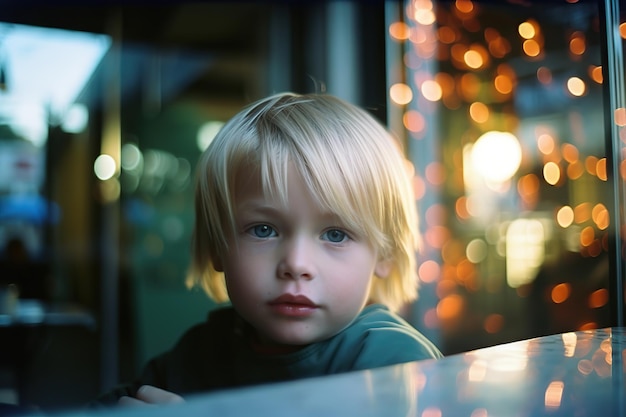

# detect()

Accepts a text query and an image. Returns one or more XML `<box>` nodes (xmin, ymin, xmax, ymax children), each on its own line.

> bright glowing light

<box><xmin>590</xmin><ymin>65</ymin><xmax>603</xmax><ymax>83</ymax></box>
<box><xmin>551</xmin><ymin>283</ymin><xmax>571</xmax><ymax>303</ymax></box>
<box><xmin>523</xmin><ymin>39</ymin><xmax>541</xmax><ymax>57</ymax></box>
<box><xmin>469</xmin><ymin>102</ymin><xmax>489</xmax><ymax>123</ymax></box>
<box><xmin>567</xmin><ymin>77</ymin><xmax>586</xmax><ymax>96</ymax></box>
<box><xmin>506</xmin><ymin>219</ymin><xmax>545</xmax><ymax>288</ymax></box>
<box><xmin>494</xmin><ymin>74</ymin><xmax>513</xmax><ymax>94</ymax></box>
<box><xmin>471</xmin><ymin>131</ymin><xmax>522</xmax><ymax>183</ymax></box>
<box><xmin>596</xmin><ymin>158</ymin><xmax>608</xmax><ymax>180</ymax></box>
<box><xmin>589</xmin><ymin>289</ymin><xmax>609</xmax><ymax>308</ymax></box>
<box><xmin>537</xmin><ymin>133</ymin><xmax>555</xmax><ymax>154</ymax></box>
<box><xmin>518</xmin><ymin>22</ymin><xmax>536</xmax><ymax>39</ymax></box>
<box><xmin>421</xmin><ymin>80</ymin><xmax>442</xmax><ymax>101</ymax></box>
<box><xmin>556</xmin><ymin>206</ymin><xmax>574</xmax><ymax>228</ymax></box>
<box><xmin>592</xmin><ymin>203</ymin><xmax>609</xmax><ymax>230</ymax></box>
<box><xmin>436</xmin><ymin>294</ymin><xmax>464</xmax><ymax>321</ymax></box>
<box><xmin>94</xmin><ymin>154</ymin><xmax>117</xmax><ymax>180</ymax></box>
<box><xmin>455</xmin><ymin>0</ymin><xmax>473</xmax><ymax>13</ymax></box>
<box><xmin>389</xmin><ymin>22</ymin><xmax>411</xmax><ymax>40</ymax></box>
<box><xmin>464</xmin><ymin>50</ymin><xmax>483</xmax><ymax>69</ymax></box>
<box><xmin>543</xmin><ymin>162</ymin><xmax>561</xmax><ymax>185</ymax></box>
<box><xmin>414</xmin><ymin>9</ymin><xmax>436</xmax><ymax>25</ymax></box>
<box><xmin>390</xmin><ymin>83</ymin><xmax>413</xmax><ymax>105</ymax></box>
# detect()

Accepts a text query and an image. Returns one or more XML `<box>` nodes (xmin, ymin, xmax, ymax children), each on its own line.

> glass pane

<box><xmin>389</xmin><ymin>0</ymin><xmax>620</xmax><ymax>354</ymax></box>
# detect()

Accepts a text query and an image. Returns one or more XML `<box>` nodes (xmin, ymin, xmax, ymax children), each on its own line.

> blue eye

<box><xmin>250</xmin><ymin>224</ymin><xmax>276</xmax><ymax>238</ymax></box>
<box><xmin>323</xmin><ymin>229</ymin><xmax>348</xmax><ymax>243</ymax></box>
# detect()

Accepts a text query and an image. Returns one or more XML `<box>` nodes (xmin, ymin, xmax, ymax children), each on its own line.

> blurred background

<box><xmin>0</xmin><ymin>0</ymin><xmax>624</xmax><ymax>413</ymax></box>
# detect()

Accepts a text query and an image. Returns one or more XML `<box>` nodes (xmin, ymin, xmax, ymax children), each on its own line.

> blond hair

<box><xmin>187</xmin><ymin>92</ymin><xmax>420</xmax><ymax>312</ymax></box>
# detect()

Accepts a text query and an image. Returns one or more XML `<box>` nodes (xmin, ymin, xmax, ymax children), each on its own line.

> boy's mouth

<box><xmin>268</xmin><ymin>294</ymin><xmax>319</xmax><ymax>316</ymax></box>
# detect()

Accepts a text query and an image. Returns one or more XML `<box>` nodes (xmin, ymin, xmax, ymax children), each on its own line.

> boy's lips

<box><xmin>268</xmin><ymin>294</ymin><xmax>319</xmax><ymax>317</ymax></box>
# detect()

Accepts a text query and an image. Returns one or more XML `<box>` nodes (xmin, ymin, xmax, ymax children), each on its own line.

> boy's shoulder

<box><xmin>335</xmin><ymin>304</ymin><xmax>443</xmax><ymax>366</ymax></box>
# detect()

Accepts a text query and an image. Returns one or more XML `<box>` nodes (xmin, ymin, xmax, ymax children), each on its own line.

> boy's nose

<box><xmin>277</xmin><ymin>236</ymin><xmax>316</xmax><ymax>280</ymax></box>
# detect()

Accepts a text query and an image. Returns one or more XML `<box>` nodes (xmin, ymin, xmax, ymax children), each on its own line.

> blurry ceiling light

<box><xmin>494</xmin><ymin>74</ymin><xmax>513</xmax><ymax>94</ymax></box>
<box><xmin>390</xmin><ymin>83</ymin><xmax>413</xmax><ymax>105</ymax></box>
<box><xmin>121</xmin><ymin>143</ymin><xmax>143</xmax><ymax>171</ymax></box>
<box><xmin>94</xmin><ymin>154</ymin><xmax>117</xmax><ymax>180</ymax></box>
<box><xmin>596</xmin><ymin>158</ymin><xmax>607</xmax><ymax>180</ymax></box>
<box><xmin>484</xmin><ymin>27</ymin><xmax>499</xmax><ymax>42</ymax></box>
<box><xmin>517</xmin><ymin>174</ymin><xmax>540</xmax><ymax>198</ymax></box>
<box><xmin>566</xmin><ymin>161</ymin><xmax>584</xmax><ymax>180</ymax></box>
<box><xmin>523</xmin><ymin>39</ymin><xmax>541</xmax><ymax>57</ymax></box>
<box><xmin>537</xmin><ymin>67</ymin><xmax>552</xmax><ymax>84</ymax></box>
<box><xmin>471</xmin><ymin>131</ymin><xmax>522</xmax><ymax>183</ymax></box>
<box><xmin>537</xmin><ymin>133</ymin><xmax>555</xmax><ymax>155</ymax></box>
<box><xmin>566</xmin><ymin>77</ymin><xmax>586</xmax><ymax>96</ymax></box>
<box><xmin>619</xmin><ymin>22</ymin><xmax>626</xmax><ymax>39</ymax></box>
<box><xmin>592</xmin><ymin>203</ymin><xmax>609</xmax><ymax>230</ymax></box>
<box><xmin>556</xmin><ymin>206</ymin><xmax>574</xmax><ymax>228</ymax></box>
<box><xmin>403</xmin><ymin>109</ymin><xmax>426</xmax><ymax>133</ymax></box>
<box><xmin>460</xmin><ymin>73</ymin><xmax>480</xmax><ymax>100</ymax></box>
<box><xmin>561</xmin><ymin>143</ymin><xmax>579</xmax><ymax>163</ymax></box>
<box><xmin>389</xmin><ymin>22</ymin><xmax>411</xmax><ymax>41</ymax></box>
<box><xmin>414</xmin><ymin>9</ymin><xmax>436</xmax><ymax>26</ymax></box>
<box><xmin>506</xmin><ymin>219</ymin><xmax>545</xmax><ymax>288</ymax></box>
<box><xmin>466</xmin><ymin>238</ymin><xmax>487</xmax><ymax>263</ymax></box>
<box><xmin>464</xmin><ymin>49</ymin><xmax>483</xmax><ymax>69</ymax></box>
<box><xmin>488</xmin><ymin>36</ymin><xmax>511</xmax><ymax>58</ymax></box>
<box><xmin>569</xmin><ymin>32</ymin><xmax>586</xmax><ymax>55</ymax></box>
<box><xmin>585</xmin><ymin>155</ymin><xmax>599</xmax><ymax>175</ymax></box>
<box><xmin>455</xmin><ymin>0</ymin><xmax>474</xmax><ymax>14</ymax></box>
<box><xmin>589</xmin><ymin>65</ymin><xmax>603</xmax><ymax>83</ymax></box>
<box><xmin>437</xmin><ymin>26</ymin><xmax>456</xmax><ymax>44</ymax></box>
<box><xmin>543</xmin><ymin>161</ymin><xmax>561</xmax><ymax>185</ymax></box>
<box><xmin>421</xmin><ymin>79</ymin><xmax>443</xmax><ymax>101</ymax></box>
<box><xmin>469</xmin><ymin>102</ymin><xmax>489</xmax><ymax>123</ymax></box>
<box><xmin>61</xmin><ymin>103</ymin><xmax>88</xmax><ymax>134</ymax></box>
<box><xmin>518</xmin><ymin>21</ymin><xmax>536</xmax><ymax>39</ymax></box>
<box><xmin>196</xmin><ymin>121</ymin><xmax>224</xmax><ymax>151</ymax></box>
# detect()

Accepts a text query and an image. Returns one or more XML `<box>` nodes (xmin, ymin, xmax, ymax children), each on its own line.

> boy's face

<box><xmin>215</xmin><ymin>164</ymin><xmax>387</xmax><ymax>347</ymax></box>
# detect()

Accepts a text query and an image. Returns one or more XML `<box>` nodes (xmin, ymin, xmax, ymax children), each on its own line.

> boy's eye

<box><xmin>249</xmin><ymin>224</ymin><xmax>276</xmax><ymax>238</ymax></box>
<box><xmin>322</xmin><ymin>229</ymin><xmax>348</xmax><ymax>243</ymax></box>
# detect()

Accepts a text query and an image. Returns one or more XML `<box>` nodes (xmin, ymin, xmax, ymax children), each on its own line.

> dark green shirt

<box><xmin>95</xmin><ymin>304</ymin><xmax>442</xmax><ymax>405</ymax></box>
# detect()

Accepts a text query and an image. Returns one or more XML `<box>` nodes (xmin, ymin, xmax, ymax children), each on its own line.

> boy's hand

<box><xmin>118</xmin><ymin>385</ymin><xmax>185</xmax><ymax>406</ymax></box>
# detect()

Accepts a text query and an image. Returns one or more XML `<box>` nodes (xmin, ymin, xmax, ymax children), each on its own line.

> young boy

<box><xmin>96</xmin><ymin>92</ymin><xmax>442</xmax><ymax>406</ymax></box>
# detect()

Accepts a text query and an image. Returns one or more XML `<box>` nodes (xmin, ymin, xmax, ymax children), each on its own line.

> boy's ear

<box><xmin>374</xmin><ymin>259</ymin><xmax>392</xmax><ymax>279</ymax></box>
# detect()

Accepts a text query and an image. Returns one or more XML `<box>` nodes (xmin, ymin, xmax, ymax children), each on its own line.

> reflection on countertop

<box><xmin>53</xmin><ymin>328</ymin><xmax>626</xmax><ymax>417</ymax></box>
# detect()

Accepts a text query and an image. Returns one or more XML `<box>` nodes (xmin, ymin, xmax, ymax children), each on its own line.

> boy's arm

<box><xmin>90</xmin><ymin>354</ymin><xmax>170</xmax><ymax>407</ymax></box>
